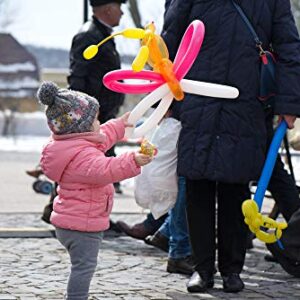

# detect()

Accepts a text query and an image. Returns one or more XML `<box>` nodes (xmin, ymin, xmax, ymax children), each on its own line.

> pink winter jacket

<box><xmin>40</xmin><ymin>118</ymin><xmax>141</xmax><ymax>232</ymax></box>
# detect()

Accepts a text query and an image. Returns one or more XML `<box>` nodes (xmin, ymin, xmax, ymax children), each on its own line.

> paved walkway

<box><xmin>0</xmin><ymin>150</ymin><xmax>300</xmax><ymax>299</ymax></box>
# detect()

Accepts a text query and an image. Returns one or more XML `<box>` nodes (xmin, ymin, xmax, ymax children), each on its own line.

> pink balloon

<box><xmin>103</xmin><ymin>20</ymin><xmax>205</xmax><ymax>94</ymax></box>
<box><xmin>103</xmin><ymin>70</ymin><xmax>163</xmax><ymax>94</ymax></box>
<box><xmin>173</xmin><ymin>20</ymin><xmax>205</xmax><ymax>81</ymax></box>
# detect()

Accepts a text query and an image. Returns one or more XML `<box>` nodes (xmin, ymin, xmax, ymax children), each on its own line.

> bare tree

<box><xmin>128</xmin><ymin>0</ymin><xmax>142</xmax><ymax>28</ymax></box>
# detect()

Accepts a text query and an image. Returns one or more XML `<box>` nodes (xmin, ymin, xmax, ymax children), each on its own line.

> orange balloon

<box><xmin>156</xmin><ymin>58</ymin><xmax>184</xmax><ymax>101</ymax></box>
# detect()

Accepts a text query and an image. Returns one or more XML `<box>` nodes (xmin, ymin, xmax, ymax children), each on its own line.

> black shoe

<box><xmin>266</xmin><ymin>242</ymin><xmax>300</xmax><ymax>278</ymax></box>
<box><xmin>264</xmin><ymin>253</ymin><xmax>279</xmax><ymax>263</ymax></box>
<box><xmin>144</xmin><ymin>231</ymin><xmax>169</xmax><ymax>252</ymax></box>
<box><xmin>116</xmin><ymin>221</ymin><xmax>153</xmax><ymax>240</ymax></box>
<box><xmin>222</xmin><ymin>273</ymin><xmax>244</xmax><ymax>293</ymax></box>
<box><xmin>167</xmin><ymin>256</ymin><xmax>194</xmax><ymax>275</ymax></box>
<box><xmin>187</xmin><ymin>271</ymin><xmax>214</xmax><ymax>293</ymax></box>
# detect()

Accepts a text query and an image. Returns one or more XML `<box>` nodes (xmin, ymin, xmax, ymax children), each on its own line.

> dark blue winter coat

<box><xmin>162</xmin><ymin>0</ymin><xmax>300</xmax><ymax>184</ymax></box>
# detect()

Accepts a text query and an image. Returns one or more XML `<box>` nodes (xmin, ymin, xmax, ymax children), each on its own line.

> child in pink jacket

<box><xmin>37</xmin><ymin>81</ymin><xmax>152</xmax><ymax>300</ymax></box>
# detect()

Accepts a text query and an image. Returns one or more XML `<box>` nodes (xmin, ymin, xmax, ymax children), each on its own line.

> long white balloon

<box><xmin>125</xmin><ymin>83</ymin><xmax>169</xmax><ymax>138</ymax></box>
<box><xmin>133</xmin><ymin>93</ymin><xmax>173</xmax><ymax>138</ymax></box>
<box><xmin>125</xmin><ymin>80</ymin><xmax>239</xmax><ymax>138</ymax></box>
<box><xmin>181</xmin><ymin>79</ymin><xmax>239</xmax><ymax>98</ymax></box>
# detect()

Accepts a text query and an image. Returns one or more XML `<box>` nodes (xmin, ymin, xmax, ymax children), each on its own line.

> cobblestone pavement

<box><xmin>0</xmin><ymin>214</ymin><xmax>299</xmax><ymax>300</ymax></box>
<box><xmin>1</xmin><ymin>151</ymin><xmax>300</xmax><ymax>299</ymax></box>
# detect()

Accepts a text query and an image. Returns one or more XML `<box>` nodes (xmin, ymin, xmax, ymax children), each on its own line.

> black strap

<box><xmin>231</xmin><ymin>0</ymin><xmax>263</xmax><ymax>49</ymax></box>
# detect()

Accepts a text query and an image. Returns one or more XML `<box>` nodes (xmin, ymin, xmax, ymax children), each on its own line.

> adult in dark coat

<box><xmin>68</xmin><ymin>0</ymin><xmax>126</xmax><ymax>124</ymax></box>
<box><xmin>162</xmin><ymin>0</ymin><xmax>300</xmax><ymax>293</ymax></box>
<box><xmin>68</xmin><ymin>0</ymin><xmax>126</xmax><ymax>193</ymax></box>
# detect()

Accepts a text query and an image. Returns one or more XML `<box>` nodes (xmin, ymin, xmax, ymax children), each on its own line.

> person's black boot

<box><xmin>116</xmin><ymin>220</ymin><xmax>153</xmax><ymax>240</ymax></box>
<box><xmin>187</xmin><ymin>271</ymin><xmax>214</xmax><ymax>293</ymax></box>
<box><xmin>222</xmin><ymin>273</ymin><xmax>244</xmax><ymax>293</ymax></box>
<box><xmin>266</xmin><ymin>243</ymin><xmax>300</xmax><ymax>277</ymax></box>
<box><xmin>144</xmin><ymin>231</ymin><xmax>169</xmax><ymax>252</ymax></box>
<box><xmin>167</xmin><ymin>256</ymin><xmax>194</xmax><ymax>275</ymax></box>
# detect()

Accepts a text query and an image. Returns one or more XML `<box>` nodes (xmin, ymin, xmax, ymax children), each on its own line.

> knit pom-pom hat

<box><xmin>37</xmin><ymin>81</ymin><xmax>99</xmax><ymax>135</ymax></box>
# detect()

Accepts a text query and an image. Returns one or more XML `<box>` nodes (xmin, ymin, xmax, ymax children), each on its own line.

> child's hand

<box><xmin>134</xmin><ymin>151</ymin><xmax>152</xmax><ymax>166</ymax></box>
<box><xmin>120</xmin><ymin>112</ymin><xmax>133</xmax><ymax>128</ymax></box>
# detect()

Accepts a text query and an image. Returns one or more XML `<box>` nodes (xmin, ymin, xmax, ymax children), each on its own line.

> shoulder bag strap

<box><xmin>231</xmin><ymin>0</ymin><xmax>265</xmax><ymax>55</ymax></box>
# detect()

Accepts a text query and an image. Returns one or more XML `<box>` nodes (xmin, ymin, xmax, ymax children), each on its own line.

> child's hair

<box><xmin>37</xmin><ymin>81</ymin><xmax>100</xmax><ymax>135</ymax></box>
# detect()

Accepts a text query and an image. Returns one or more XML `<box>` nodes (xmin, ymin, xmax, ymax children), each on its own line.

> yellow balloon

<box><xmin>142</xmin><ymin>35</ymin><xmax>169</xmax><ymax>67</ymax></box>
<box><xmin>132</xmin><ymin>46</ymin><xmax>149</xmax><ymax>72</ymax></box>
<box><xmin>122</xmin><ymin>28</ymin><xmax>146</xmax><ymax>39</ymax></box>
<box><xmin>242</xmin><ymin>199</ymin><xmax>287</xmax><ymax>243</ymax></box>
<box><xmin>83</xmin><ymin>45</ymin><xmax>98</xmax><ymax>60</ymax></box>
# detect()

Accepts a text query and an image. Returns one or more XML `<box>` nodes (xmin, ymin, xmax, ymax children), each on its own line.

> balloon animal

<box><xmin>101</xmin><ymin>21</ymin><xmax>240</xmax><ymax>138</ymax></box>
<box><xmin>242</xmin><ymin>121</ymin><xmax>288</xmax><ymax>244</ymax></box>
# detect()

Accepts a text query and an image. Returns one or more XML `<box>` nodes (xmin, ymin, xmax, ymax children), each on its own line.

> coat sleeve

<box><xmin>69</xmin><ymin>149</ymin><xmax>140</xmax><ymax>186</ymax></box>
<box><xmin>68</xmin><ymin>32</ymin><xmax>89</xmax><ymax>92</ymax></box>
<box><xmin>67</xmin><ymin>31</ymin><xmax>105</xmax><ymax>93</ymax></box>
<box><xmin>99</xmin><ymin>118</ymin><xmax>125</xmax><ymax>152</ymax></box>
<box><xmin>272</xmin><ymin>0</ymin><xmax>300</xmax><ymax>116</ymax></box>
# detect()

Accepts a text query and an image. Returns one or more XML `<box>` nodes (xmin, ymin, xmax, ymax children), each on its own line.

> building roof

<box><xmin>0</xmin><ymin>33</ymin><xmax>40</xmax><ymax>99</ymax></box>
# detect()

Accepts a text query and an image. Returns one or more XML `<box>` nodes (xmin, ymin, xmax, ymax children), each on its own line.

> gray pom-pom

<box><xmin>37</xmin><ymin>81</ymin><xmax>59</xmax><ymax>106</ymax></box>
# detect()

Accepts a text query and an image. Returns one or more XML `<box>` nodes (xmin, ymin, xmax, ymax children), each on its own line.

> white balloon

<box><xmin>181</xmin><ymin>79</ymin><xmax>239</xmax><ymax>99</ymax></box>
<box><xmin>125</xmin><ymin>79</ymin><xmax>239</xmax><ymax>139</ymax></box>
<box><xmin>133</xmin><ymin>93</ymin><xmax>173</xmax><ymax>138</ymax></box>
<box><xmin>125</xmin><ymin>84</ymin><xmax>170</xmax><ymax>138</ymax></box>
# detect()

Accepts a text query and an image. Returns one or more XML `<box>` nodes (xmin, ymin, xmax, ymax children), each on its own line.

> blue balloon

<box><xmin>254</xmin><ymin>120</ymin><xmax>287</xmax><ymax>210</ymax></box>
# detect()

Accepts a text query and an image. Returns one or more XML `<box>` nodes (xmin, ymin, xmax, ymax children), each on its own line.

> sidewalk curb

<box><xmin>0</xmin><ymin>227</ymin><xmax>56</xmax><ymax>238</ymax></box>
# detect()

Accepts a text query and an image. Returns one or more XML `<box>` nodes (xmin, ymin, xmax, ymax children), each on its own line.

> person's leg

<box><xmin>116</xmin><ymin>213</ymin><xmax>167</xmax><ymax>240</ymax></box>
<box><xmin>266</xmin><ymin>208</ymin><xmax>300</xmax><ymax>277</ymax></box>
<box><xmin>265</xmin><ymin>110</ymin><xmax>300</xmax><ymax>221</ymax></box>
<box><xmin>144</xmin><ymin>215</ymin><xmax>170</xmax><ymax>252</ymax></box>
<box><xmin>217</xmin><ymin>182</ymin><xmax>249</xmax><ymax>292</ymax></box>
<box><xmin>158</xmin><ymin>215</ymin><xmax>170</xmax><ymax>238</ymax></box>
<box><xmin>186</xmin><ymin>179</ymin><xmax>216</xmax><ymax>293</ymax></box>
<box><xmin>167</xmin><ymin>177</ymin><xmax>193</xmax><ymax>275</ymax></box>
<box><xmin>56</xmin><ymin>228</ymin><xmax>102</xmax><ymax>300</ymax></box>
<box><xmin>41</xmin><ymin>182</ymin><xmax>58</xmax><ymax>224</ymax></box>
<box><xmin>186</xmin><ymin>179</ymin><xmax>216</xmax><ymax>273</ymax></box>
<box><xmin>268</xmin><ymin>155</ymin><xmax>300</xmax><ymax>221</ymax></box>
<box><xmin>144</xmin><ymin>213</ymin><xmax>168</xmax><ymax>233</ymax></box>
<box><xmin>282</xmin><ymin>207</ymin><xmax>300</xmax><ymax>250</ymax></box>
<box><xmin>168</xmin><ymin>177</ymin><xmax>191</xmax><ymax>258</ymax></box>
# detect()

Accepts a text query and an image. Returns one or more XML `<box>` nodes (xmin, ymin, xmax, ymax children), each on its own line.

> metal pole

<box><xmin>84</xmin><ymin>0</ymin><xmax>88</xmax><ymax>23</ymax></box>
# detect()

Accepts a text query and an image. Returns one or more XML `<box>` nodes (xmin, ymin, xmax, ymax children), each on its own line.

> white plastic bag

<box><xmin>135</xmin><ymin>117</ymin><xmax>182</xmax><ymax>219</ymax></box>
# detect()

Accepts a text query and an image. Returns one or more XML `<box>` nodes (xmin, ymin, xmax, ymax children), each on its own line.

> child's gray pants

<box><xmin>56</xmin><ymin>227</ymin><xmax>103</xmax><ymax>300</ymax></box>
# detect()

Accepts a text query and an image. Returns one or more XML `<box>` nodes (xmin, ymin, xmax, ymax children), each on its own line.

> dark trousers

<box><xmin>268</xmin><ymin>155</ymin><xmax>300</xmax><ymax>221</ymax></box>
<box><xmin>282</xmin><ymin>207</ymin><xmax>300</xmax><ymax>253</ymax></box>
<box><xmin>186</xmin><ymin>179</ymin><xmax>249</xmax><ymax>275</ymax></box>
